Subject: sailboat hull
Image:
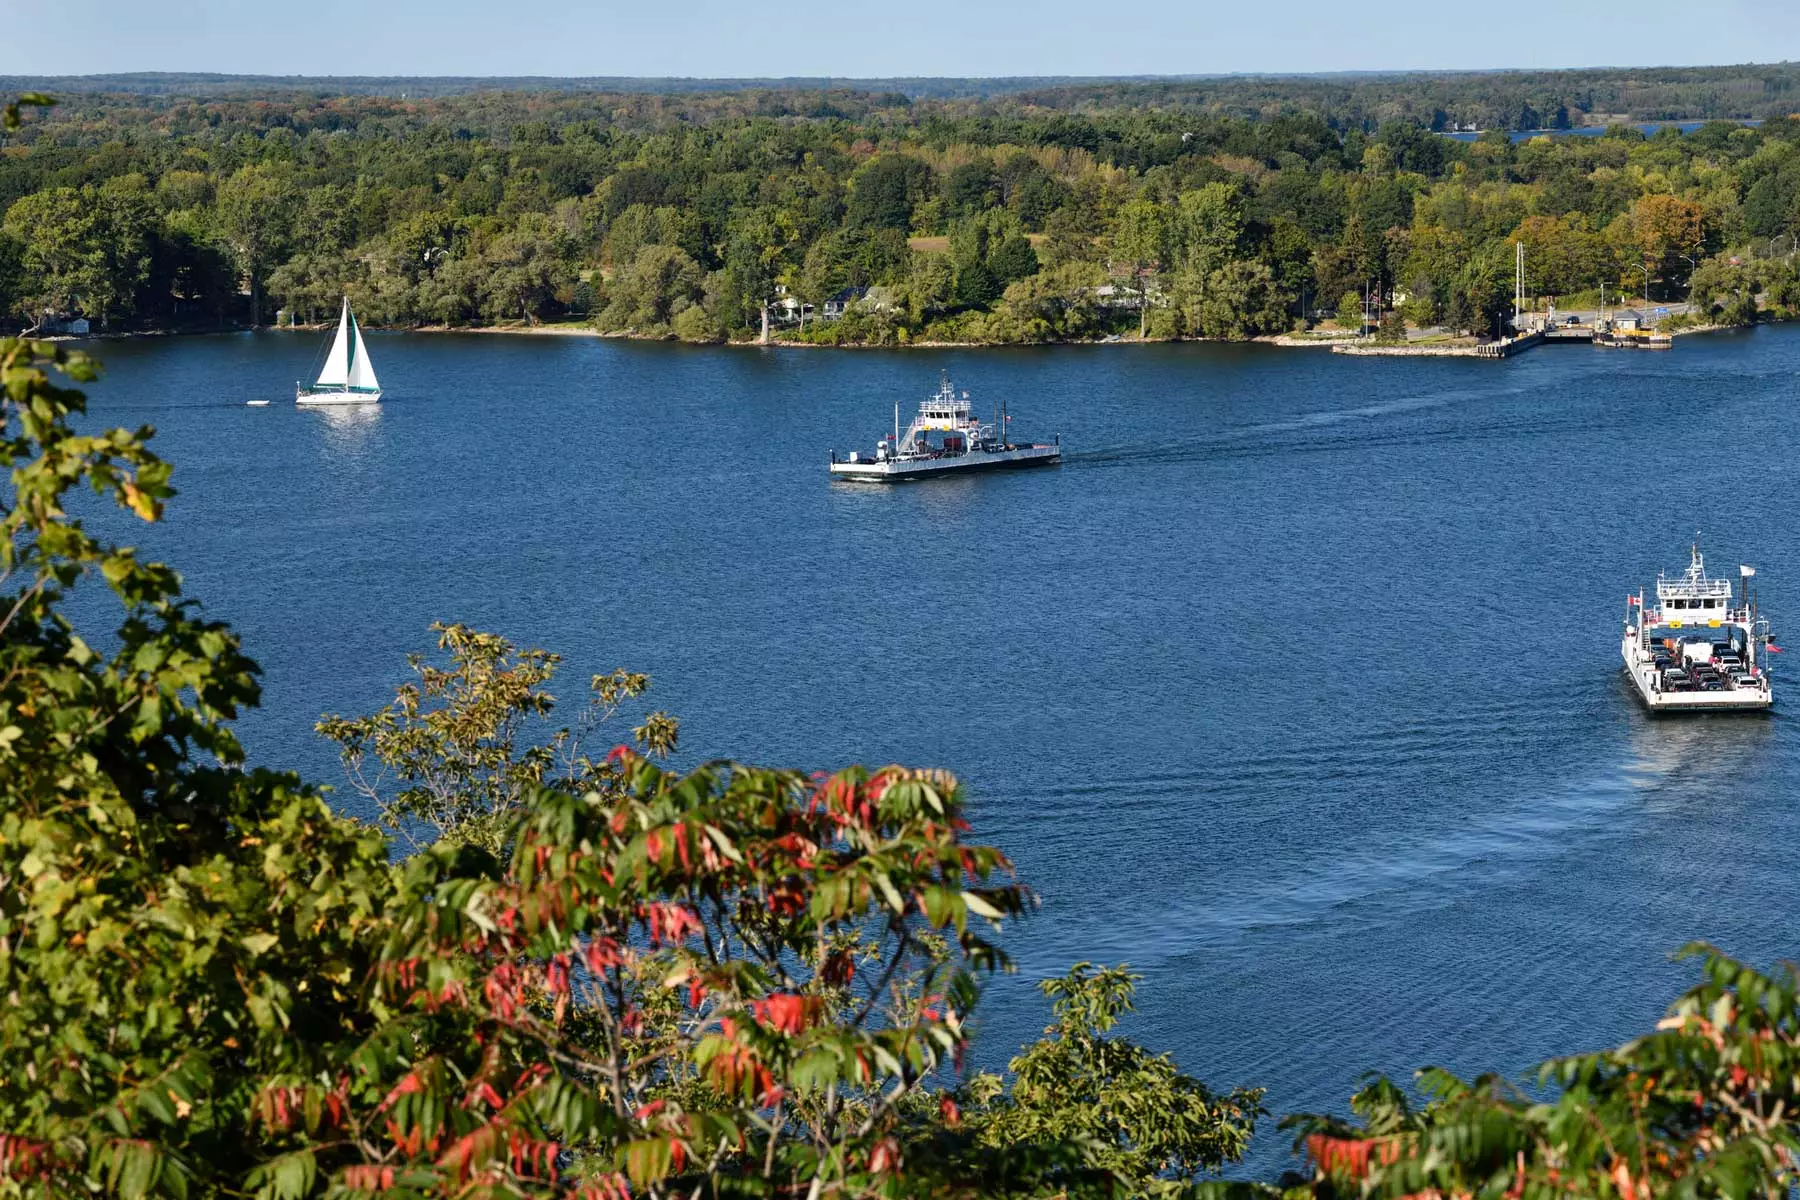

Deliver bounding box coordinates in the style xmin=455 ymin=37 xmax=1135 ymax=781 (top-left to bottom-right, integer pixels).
xmin=296 ymin=388 xmax=381 ymax=406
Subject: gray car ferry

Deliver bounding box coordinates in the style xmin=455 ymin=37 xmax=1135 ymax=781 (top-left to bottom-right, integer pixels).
xmin=829 ymin=374 xmax=1060 ymax=482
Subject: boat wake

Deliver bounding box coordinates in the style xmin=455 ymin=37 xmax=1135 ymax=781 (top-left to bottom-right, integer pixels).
xmin=988 ymin=690 xmax=1739 ymax=971
xmin=1062 ymin=381 xmax=1566 ymax=468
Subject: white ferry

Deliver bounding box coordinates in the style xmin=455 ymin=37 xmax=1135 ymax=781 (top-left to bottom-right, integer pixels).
xmin=829 ymin=374 xmax=1060 ymax=482
xmin=1621 ymin=542 xmax=1774 ymax=712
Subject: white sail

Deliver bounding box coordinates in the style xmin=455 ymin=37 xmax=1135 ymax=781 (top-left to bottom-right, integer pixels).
xmin=345 ymin=311 xmax=379 ymax=392
xmin=314 ymin=299 xmax=352 ymax=387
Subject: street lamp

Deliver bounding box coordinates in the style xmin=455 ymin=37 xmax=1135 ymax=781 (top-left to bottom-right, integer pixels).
xmin=1640 ymin=262 xmax=1652 ymax=315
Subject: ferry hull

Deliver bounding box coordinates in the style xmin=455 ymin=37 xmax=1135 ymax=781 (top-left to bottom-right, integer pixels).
xmin=1621 ymin=636 xmax=1772 ymax=712
xmin=829 ymin=444 xmax=1060 ymax=482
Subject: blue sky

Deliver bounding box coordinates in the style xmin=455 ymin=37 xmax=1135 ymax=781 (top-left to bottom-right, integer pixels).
xmin=5 ymin=0 xmax=1795 ymax=78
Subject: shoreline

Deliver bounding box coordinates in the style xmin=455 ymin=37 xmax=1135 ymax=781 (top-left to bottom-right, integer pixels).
xmin=22 ymin=318 xmax=1764 ymax=350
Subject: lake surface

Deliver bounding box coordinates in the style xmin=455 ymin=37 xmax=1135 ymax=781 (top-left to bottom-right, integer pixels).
xmin=78 ymin=326 xmax=1800 ymax=1176
xmin=1442 ymin=119 xmax=1761 ymax=142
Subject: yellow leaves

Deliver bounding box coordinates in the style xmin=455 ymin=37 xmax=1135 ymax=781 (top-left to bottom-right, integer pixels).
xmin=121 ymin=479 xmax=162 ymax=523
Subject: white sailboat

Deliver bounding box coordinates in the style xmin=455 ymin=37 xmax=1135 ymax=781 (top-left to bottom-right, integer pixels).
xmin=297 ymin=297 xmax=381 ymax=405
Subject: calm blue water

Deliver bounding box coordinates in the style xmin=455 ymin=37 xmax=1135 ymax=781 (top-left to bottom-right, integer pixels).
xmin=1442 ymin=119 xmax=1761 ymax=142
xmin=76 ymin=327 xmax=1800 ymax=1176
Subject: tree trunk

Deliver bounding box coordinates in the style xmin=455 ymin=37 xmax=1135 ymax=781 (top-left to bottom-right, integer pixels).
xmin=1139 ymin=274 xmax=1148 ymax=339
xmin=760 ymin=302 xmax=770 ymax=345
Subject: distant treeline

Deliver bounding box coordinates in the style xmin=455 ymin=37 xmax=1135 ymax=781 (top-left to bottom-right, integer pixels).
xmin=12 ymin=62 xmax=1800 ymax=121
xmin=4 ymin=77 xmax=1800 ymax=344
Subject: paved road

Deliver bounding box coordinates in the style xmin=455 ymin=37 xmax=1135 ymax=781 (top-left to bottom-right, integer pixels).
xmin=1529 ymin=302 xmax=1695 ymax=325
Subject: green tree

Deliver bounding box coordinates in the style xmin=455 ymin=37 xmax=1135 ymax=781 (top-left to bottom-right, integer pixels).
xmin=1450 ymin=245 xmax=1514 ymax=337
xmin=946 ymin=161 xmax=1000 ymax=216
xmin=990 ymin=235 xmax=1040 ymax=286
xmin=595 ymin=243 xmax=705 ymax=333
xmin=1375 ymin=308 xmax=1407 ymax=344
xmin=318 ymin=623 xmax=676 ymax=853
xmin=2 ymin=181 xmax=152 ymax=328
xmin=1337 ymin=287 xmax=1365 ymax=331
xmin=216 ymin=163 xmax=300 ymax=324
xmin=1172 ymin=184 xmax=1245 ymax=275
xmin=722 ymin=209 xmax=785 ymax=338
xmin=985 ymin=261 xmax=1106 ymax=341
xmin=846 ymin=155 xmax=933 ymax=231
xmin=1171 ymin=260 xmax=1292 ymax=340
xmin=474 ymin=215 xmax=574 ymax=323
xmin=963 ymin=964 xmax=1263 ymax=1196
xmin=901 ymin=249 xmax=956 ymax=325
xmin=1112 ymin=198 xmax=1166 ymax=338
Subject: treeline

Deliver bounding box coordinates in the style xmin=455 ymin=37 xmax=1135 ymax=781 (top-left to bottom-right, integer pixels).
xmin=15 ymin=60 xmax=1800 ymax=120
xmin=9 ymin=85 xmax=1800 ymax=344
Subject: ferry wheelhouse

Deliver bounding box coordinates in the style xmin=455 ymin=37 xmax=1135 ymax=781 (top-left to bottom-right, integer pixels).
xmin=1621 ymin=542 xmax=1773 ymax=712
xmin=829 ymin=374 xmax=1060 ymax=482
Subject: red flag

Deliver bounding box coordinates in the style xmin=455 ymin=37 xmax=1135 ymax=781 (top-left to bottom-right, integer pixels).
xmin=1769 ymin=645 xmax=1785 ymax=654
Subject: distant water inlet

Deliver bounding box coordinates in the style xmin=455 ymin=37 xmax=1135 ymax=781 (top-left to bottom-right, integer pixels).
xmin=78 ymin=326 xmax=1800 ymax=1177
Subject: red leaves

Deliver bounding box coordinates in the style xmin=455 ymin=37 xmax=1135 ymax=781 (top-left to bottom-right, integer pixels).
xmin=868 ymin=1136 xmax=901 ymax=1174
xmin=645 ymin=824 xmax=695 ymax=872
xmin=812 ymin=772 xmax=875 ymax=827
xmin=437 ymin=1125 xmax=497 ymax=1183
xmin=766 ymin=879 xmax=806 ymax=917
xmin=508 ymin=1132 xmax=561 ymax=1181
xmin=378 ymin=1071 xmax=427 ymax=1113
xmin=255 ymin=1082 xmax=348 ymax=1134
xmin=377 ymin=956 xmax=427 ymax=1003
xmin=939 ymin=1096 xmax=961 ymax=1127
xmin=770 ymin=832 xmax=818 ymax=867
xmin=483 ymin=966 xmax=518 ymax=1020
xmin=1306 ymin=1134 xmax=1400 ymax=1179
xmin=0 ymin=1134 xmax=49 ymax=1179
xmin=586 ymin=936 xmax=623 ymax=972
xmin=751 ymin=993 xmax=819 ymax=1036
xmin=256 ymin=1085 xmax=296 ymax=1132
xmin=342 ymin=1164 xmax=397 ymax=1191
xmin=645 ymin=902 xmax=701 ymax=946
xmin=433 ymin=1123 xmax=558 ymax=1183
xmin=577 ymin=1172 xmax=632 ymax=1200
xmin=704 ymin=1037 xmax=775 ymax=1104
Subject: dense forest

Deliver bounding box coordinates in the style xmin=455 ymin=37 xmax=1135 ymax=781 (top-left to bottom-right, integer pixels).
xmin=6 ymin=70 xmax=1800 ymax=345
